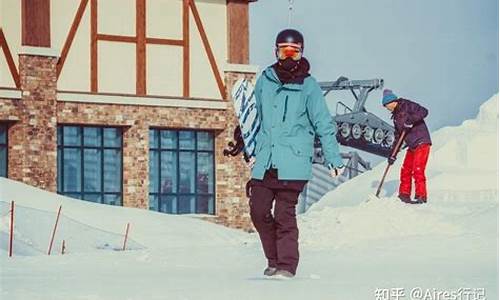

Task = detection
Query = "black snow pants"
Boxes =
[247,168,307,275]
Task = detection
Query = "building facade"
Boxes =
[0,0,258,231]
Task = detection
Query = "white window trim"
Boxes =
[0,88,22,100]
[57,91,228,110]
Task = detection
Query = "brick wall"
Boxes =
[0,99,21,121]
[56,102,230,211]
[0,54,258,232]
[7,54,58,192]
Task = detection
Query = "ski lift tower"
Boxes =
[298,76,393,213]
[319,76,395,158]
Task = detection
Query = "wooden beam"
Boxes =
[146,37,184,47]
[136,0,146,95]
[227,0,249,64]
[96,34,137,43]
[57,0,89,78]
[0,29,21,88]
[90,0,97,92]
[183,0,190,98]
[21,0,51,47]
[189,0,226,99]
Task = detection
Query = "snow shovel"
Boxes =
[375,130,407,198]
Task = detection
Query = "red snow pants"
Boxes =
[399,143,431,198]
[248,168,307,275]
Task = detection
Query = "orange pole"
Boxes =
[122,223,130,251]
[376,131,407,198]
[47,205,62,255]
[9,201,14,257]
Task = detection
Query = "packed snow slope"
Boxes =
[312,93,498,210]
[0,95,498,300]
[0,180,249,256]
[300,94,498,250]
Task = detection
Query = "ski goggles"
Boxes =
[276,43,303,61]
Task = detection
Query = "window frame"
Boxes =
[57,125,123,205]
[149,128,216,215]
[0,123,8,178]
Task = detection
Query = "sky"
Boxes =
[248,0,499,133]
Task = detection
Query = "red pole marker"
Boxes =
[48,205,62,255]
[122,223,130,251]
[9,201,14,257]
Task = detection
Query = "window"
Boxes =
[149,129,215,214]
[0,124,7,178]
[57,125,123,205]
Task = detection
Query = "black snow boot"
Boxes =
[398,194,413,204]
[414,196,427,204]
[263,267,278,276]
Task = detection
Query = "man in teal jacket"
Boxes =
[247,29,344,278]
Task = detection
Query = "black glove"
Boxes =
[388,156,396,165]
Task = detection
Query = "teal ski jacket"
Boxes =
[251,66,343,180]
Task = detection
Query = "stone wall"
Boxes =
[6,54,58,192]
[0,99,21,120]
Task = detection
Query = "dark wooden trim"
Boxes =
[0,29,21,88]
[0,119,19,125]
[146,37,184,46]
[183,0,190,98]
[189,0,226,99]
[58,121,132,128]
[90,0,97,92]
[57,0,89,78]
[136,0,146,95]
[21,0,51,47]
[97,34,137,43]
[227,0,249,64]
[0,87,22,92]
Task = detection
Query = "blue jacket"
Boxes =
[251,67,343,180]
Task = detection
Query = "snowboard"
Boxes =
[231,78,260,158]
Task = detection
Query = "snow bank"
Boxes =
[0,178,250,256]
[0,96,497,300]
[299,94,498,249]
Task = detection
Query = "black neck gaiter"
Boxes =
[272,57,311,84]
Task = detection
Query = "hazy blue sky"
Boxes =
[249,0,498,132]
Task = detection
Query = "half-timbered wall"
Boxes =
[2,0,228,99]
[0,0,21,88]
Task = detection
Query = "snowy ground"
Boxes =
[1,95,498,300]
